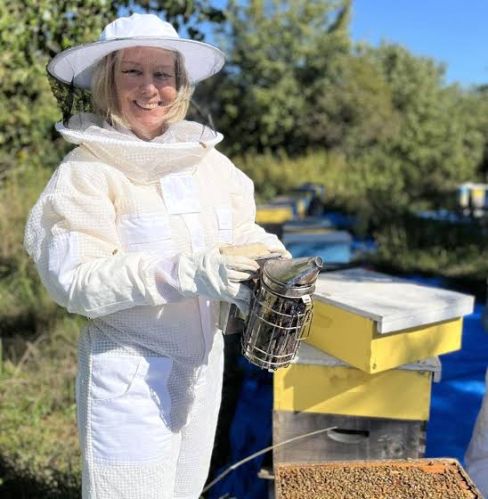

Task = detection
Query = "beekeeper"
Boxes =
[465,371,488,496]
[24,13,287,499]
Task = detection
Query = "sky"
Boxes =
[350,0,488,87]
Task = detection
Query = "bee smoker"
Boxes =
[223,256,323,371]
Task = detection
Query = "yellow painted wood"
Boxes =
[306,302,375,373]
[369,319,462,373]
[274,363,433,420]
[306,301,462,373]
[255,206,294,224]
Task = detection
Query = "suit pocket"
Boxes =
[117,212,175,256]
[215,206,233,244]
[90,355,141,401]
[90,355,174,462]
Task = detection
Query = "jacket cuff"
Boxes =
[141,255,184,305]
[176,253,199,297]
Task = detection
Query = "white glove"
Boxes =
[268,247,293,259]
[177,247,259,312]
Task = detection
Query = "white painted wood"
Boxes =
[313,268,474,334]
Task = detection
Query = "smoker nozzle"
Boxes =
[263,256,323,289]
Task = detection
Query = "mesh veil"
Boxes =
[48,72,93,126]
[47,64,217,139]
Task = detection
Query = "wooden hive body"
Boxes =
[274,344,440,421]
[272,345,437,467]
[273,411,427,467]
[308,268,474,373]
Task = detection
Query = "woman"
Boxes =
[24,13,287,499]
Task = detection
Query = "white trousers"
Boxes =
[76,328,224,499]
[465,368,488,498]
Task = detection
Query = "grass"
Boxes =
[0,165,82,497]
[0,316,82,498]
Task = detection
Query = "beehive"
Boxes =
[271,195,308,218]
[308,268,474,373]
[274,344,440,421]
[282,216,334,234]
[274,459,482,499]
[256,204,294,224]
[283,230,352,264]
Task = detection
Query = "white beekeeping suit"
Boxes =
[24,114,285,499]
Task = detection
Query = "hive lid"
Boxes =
[313,268,474,334]
[282,230,353,244]
[283,216,334,233]
[292,343,442,381]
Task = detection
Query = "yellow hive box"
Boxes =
[274,343,441,421]
[272,195,308,218]
[307,268,474,374]
[256,204,294,224]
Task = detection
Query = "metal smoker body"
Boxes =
[241,256,322,371]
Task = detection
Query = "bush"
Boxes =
[233,149,348,203]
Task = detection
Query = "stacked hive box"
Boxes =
[256,194,309,225]
[256,194,310,238]
[256,203,295,225]
[281,216,353,265]
[273,344,440,464]
[307,268,474,373]
[272,268,474,471]
[282,230,352,264]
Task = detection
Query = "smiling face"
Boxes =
[114,47,178,140]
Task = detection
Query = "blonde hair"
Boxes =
[91,48,192,130]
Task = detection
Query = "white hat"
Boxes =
[47,13,225,89]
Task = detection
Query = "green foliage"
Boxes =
[372,216,488,283]
[303,52,399,154]
[197,0,352,155]
[0,163,80,496]
[0,166,58,333]
[197,1,486,227]
[364,44,484,209]
[233,149,350,203]
[0,315,82,498]
[0,1,117,179]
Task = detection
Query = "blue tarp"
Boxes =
[426,302,487,460]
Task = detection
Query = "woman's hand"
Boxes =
[267,246,293,259]
[219,242,292,260]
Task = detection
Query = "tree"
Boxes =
[196,0,352,155]
[302,50,399,154]
[466,85,488,179]
[369,44,484,206]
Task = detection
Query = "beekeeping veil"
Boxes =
[47,12,225,128]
